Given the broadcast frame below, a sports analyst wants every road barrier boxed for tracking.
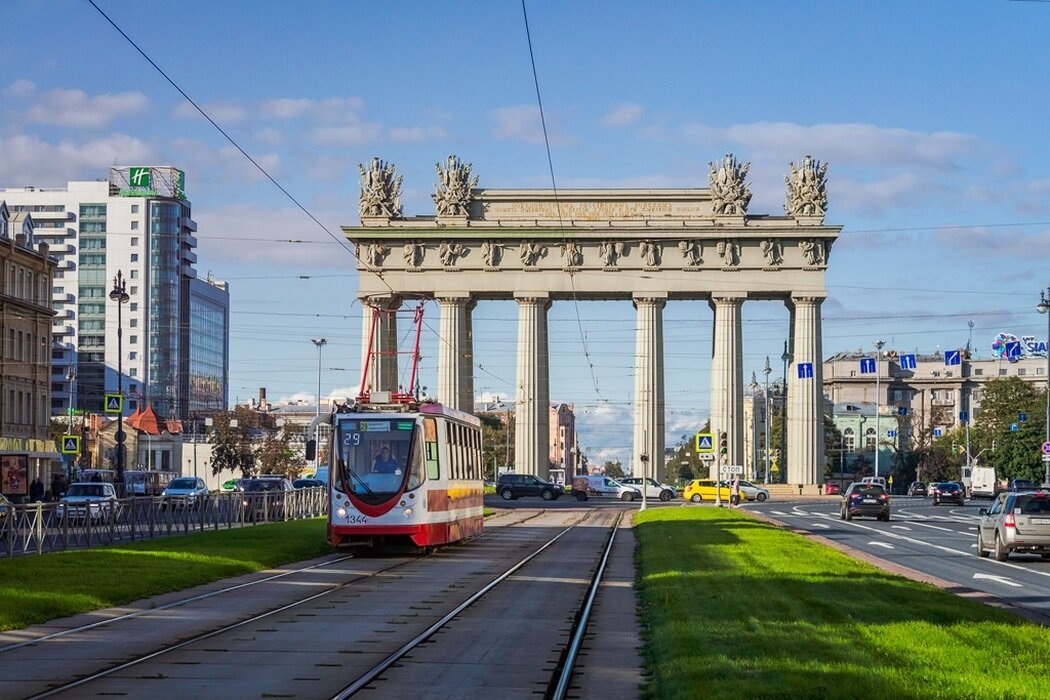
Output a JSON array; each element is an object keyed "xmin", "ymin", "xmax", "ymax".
[{"xmin": 0, "ymin": 487, "xmax": 328, "ymax": 558}]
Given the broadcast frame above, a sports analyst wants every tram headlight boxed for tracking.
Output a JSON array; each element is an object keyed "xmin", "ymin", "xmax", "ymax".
[
  {"xmin": 403, "ymin": 507, "xmax": 413, "ymax": 519},
  {"xmin": 336, "ymin": 507, "xmax": 347, "ymax": 518}
]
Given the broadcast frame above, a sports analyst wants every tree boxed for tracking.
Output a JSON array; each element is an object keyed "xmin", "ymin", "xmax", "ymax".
[
  {"xmin": 603, "ymin": 459, "xmax": 625, "ymax": 479},
  {"xmin": 209, "ymin": 411, "xmax": 255, "ymax": 477},
  {"xmin": 255, "ymin": 425, "xmax": 306, "ymax": 479},
  {"xmin": 480, "ymin": 413, "xmax": 513, "ymax": 480}
]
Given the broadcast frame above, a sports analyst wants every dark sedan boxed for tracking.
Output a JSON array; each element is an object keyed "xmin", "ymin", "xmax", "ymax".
[
  {"xmin": 840, "ymin": 483, "xmax": 890, "ymax": 521},
  {"xmin": 931, "ymin": 481, "xmax": 965, "ymax": 506},
  {"xmin": 907, "ymin": 481, "xmax": 928, "ymax": 497},
  {"xmin": 1007, "ymin": 479, "xmax": 1038, "ymax": 492}
]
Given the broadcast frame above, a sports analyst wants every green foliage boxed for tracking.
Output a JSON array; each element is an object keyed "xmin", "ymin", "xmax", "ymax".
[
  {"xmin": 604, "ymin": 459, "xmax": 625, "ymax": 479},
  {"xmin": 255, "ymin": 425, "xmax": 307, "ymax": 479},
  {"xmin": 479, "ymin": 412, "xmax": 513, "ymax": 480},
  {"xmin": 634, "ymin": 507, "xmax": 1047, "ymax": 700}
]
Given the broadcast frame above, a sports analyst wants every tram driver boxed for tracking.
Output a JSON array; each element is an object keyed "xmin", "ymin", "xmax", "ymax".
[{"xmin": 372, "ymin": 446, "xmax": 401, "ymax": 475}]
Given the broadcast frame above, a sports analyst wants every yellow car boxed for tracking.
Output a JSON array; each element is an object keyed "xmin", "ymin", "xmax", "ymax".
[{"xmin": 683, "ymin": 480, "xmax": 735, "ymax": 503}]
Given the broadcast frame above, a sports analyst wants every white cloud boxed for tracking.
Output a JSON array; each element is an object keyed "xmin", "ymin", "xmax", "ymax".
[
  {"xmin": 0, "ymin": 133, "xmax": 156, "ymax": 185},
  {"xmin": 388, "ymin": 126, "xmax": 448, "ymax": 143},
  {"xmin": 24, "ymin": 88, "xmax": 150, "ymax": 129},
  {"xmin": 260, "ymin": 98, "xmax": 315, "ymax": 119},
  {"xmin": 310, "ymin": 122, "xmax": 382, "ymax": 147},
  {"xmin": 173, "ymin": 100, "xmax": 247, "ymax": 124},
  {"xmin": 491, "ymin": 105, "xmax": 544, "ymax": 143},
  {"xmin": 602, "ymin": 102, "xmax": 644, "ymax": 127},
  {"xmin": 7, "ymin": 79, "xmax": 35, "ymax": 96},
  {"xmin": 254, "ymin": 127, "xmax": 283, "ymax": 146}
]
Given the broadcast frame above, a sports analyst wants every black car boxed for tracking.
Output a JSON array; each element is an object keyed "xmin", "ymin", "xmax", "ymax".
[
  {"xmin": 292, "ymin": 478, "xmax": 326, "ymax": 490},
  {"xmin": 931, "ymin": 481, "xmax": 965, "ymax": 506},
  {"xmin": 840, "ymin": 483, "xmax": 890, "ymax": 521},
  {"xmin": 1007, "ymin": 479, "xmax": 1038, "ymax": 492},
  {"xmin": 907, "ymin": 481, "xmax": 928, "ymax": 497},
  {"xmin": 497, "ymin": 474, "xmax": 563, "ymax": 501}
]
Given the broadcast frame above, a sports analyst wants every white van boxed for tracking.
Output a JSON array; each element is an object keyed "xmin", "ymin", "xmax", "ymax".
[
  {"xmin": 860, "ymin": 476, "xmax": 887, "ymax": 489},
  {"xmin": 970, "ymin": 466, "xmax": 997, "ymax": 499},
  {"xmin": 572, "ymin": 475, "xmax": 641, "ymax": 502}
]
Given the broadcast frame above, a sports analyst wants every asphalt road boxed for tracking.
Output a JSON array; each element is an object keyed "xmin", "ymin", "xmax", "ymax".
[{"xmin": 746, "ymin": 496, "xmax": 1050, "ymax": 622}]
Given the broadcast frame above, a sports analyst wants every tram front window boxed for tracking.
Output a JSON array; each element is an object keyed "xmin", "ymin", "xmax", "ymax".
[{"xmin": 335, "ymin": 418, "xmax": 421, "ymax": 503}]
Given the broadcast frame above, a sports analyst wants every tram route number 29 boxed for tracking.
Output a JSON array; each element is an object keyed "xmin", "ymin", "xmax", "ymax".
[{"xmin": 346, "ymin": 514, "xmax": 368, "ymax": 524}]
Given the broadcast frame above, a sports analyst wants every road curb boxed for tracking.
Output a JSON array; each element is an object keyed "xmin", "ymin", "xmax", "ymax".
[{"xmin": 745, "ymin": 509, "xmax": 1050, "ymax": 627}]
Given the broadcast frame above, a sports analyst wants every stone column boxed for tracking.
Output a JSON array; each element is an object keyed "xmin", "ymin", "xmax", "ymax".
[
  {"xmin": 359, "ymin": 295, "xmax": 400, "ymax": 395},
  {"xmin": 633, "ymin": 295, "xmax": 666, "ymax": 482},
  {"xmin": 787, "ymin": 294, "xmax": 825, "ymax": 485},
  {"xmin": 514, "ymin": 293, "xmax": 551, "ymax": 479},
  {"xmin": 437, "ymin": 293, "xmax": 475, "ymax": 412},
  {"xmin": 709, "ymin": 294, "xmax": 745, "ymax": 469}
]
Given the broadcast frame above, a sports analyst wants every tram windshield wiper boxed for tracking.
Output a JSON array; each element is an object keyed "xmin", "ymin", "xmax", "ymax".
[{"xmin": 341, "ymin": 459, "xmax": 376, "ymax": 497}]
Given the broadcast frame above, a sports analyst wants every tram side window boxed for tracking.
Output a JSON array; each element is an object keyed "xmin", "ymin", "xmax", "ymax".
[{"xmin": 424, "ymin": 418, "xmax": 440, "ymax": 481}]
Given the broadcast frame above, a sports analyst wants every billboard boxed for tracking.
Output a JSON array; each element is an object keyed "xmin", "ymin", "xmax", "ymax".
[
  {"xmin": 108, "ymin": 166, "xmax": 187, "ymax": 200},
  {"xmin": 0, "ymin": 454, "xmax": 28, "ymax": 497}
]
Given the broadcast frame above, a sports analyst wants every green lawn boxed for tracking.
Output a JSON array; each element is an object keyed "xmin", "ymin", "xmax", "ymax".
[
  {"xmin": 634, "ymin": 507, "xmax": 1050, "ymax": 700},
  {"xmin": 0, "ymin": 518, "xmax": 330, "ymax": 632}
]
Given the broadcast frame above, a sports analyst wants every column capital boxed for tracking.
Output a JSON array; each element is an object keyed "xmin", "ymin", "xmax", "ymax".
[
  {"xmin": 434, "ymin": 291, "xmax": 473, "ymax": 301},
  {"xmin": 788, "ymin": 292, "xmax": 827, "ymax": 303},
  {"xmin": 514, "ymin": 291, "xmax": 550, "ymax": 301},
  {"xmin": 632, "ymin": 293, "xmax": 667, "ymax": 309},
  {"xmin": 360, "ymin": 293, "xmax": 401, "ymax": 310}
]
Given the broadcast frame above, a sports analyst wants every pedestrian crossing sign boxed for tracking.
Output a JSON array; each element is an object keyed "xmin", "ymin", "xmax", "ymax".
[
  {"xmin": 695, "ymin": 433, "xmax": 714, "ymax": 453},
  {"xmin": 61, "ymin": 435, "xmax": 80, "ymax": 454},
  {"xmin": 104, "ymin": 393, "xmax": 123, "ymax": 414}
]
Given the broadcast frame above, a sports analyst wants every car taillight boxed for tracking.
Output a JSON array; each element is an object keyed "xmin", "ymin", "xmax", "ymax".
[
  {"xmin": 1004, "ymin": 513, "xmax": 1016, "ymax": 529},
  {"xmin": 933, "ymin": 489, "xmax": 940, "ymax": 495},
  {"xmin": 880, "ymin": 494, "xmax": 889, "ymax": 501}
]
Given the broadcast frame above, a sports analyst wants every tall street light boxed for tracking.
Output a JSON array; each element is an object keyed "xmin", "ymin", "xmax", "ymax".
[
  {"xmin": 873, "ymin": 339, "xmax": 886, "ymax": 478},
  {"xmin": 65, "ymin": 366, "xmax": 76, "ymax": 477},
  {"xmin": 1038, "ymin": 286, "xmax": 1050, "ymax": 487},
  {"xmin": 109, "ymin": 271, "xmax": 130, "ymax": 490},
  {"xmin": 311, "ymin": 338, "xmax": 327, "ymax": 473},
  {"xmin": 749, "ymin": 372, "xmax": 759, "ymax": 481},
  {"xmin": 763, "ymin": 356, "xmax": 772, "ymax": 484},
  {"xmin": 780, "ymin": 341, "xmax": 792, "ymax": 484}
]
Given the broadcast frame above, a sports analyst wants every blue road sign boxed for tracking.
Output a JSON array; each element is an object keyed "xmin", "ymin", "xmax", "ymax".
[
  {"xmin": 695, "ymin": 433, "xmax": 714, "ymax": 453},
  {"xmin": 61, "ymin": 436, "xmax": 79, "ymax": 454},
  {"xmin": 1006, "ymin": 341, "xmax": 1021, "ymax": 362},
  {"xmin": 104, "ymin": 393, "xmax": 123, "ymax": 414},
  {"xmin": 944, "ymin": 350, "xmax": 961, "ymax": 366},
  {"xmin": 860, "ymin": 357, "xmax": 876, "ymax": 374},
  {"xmin": 900, "ymin": 353, "xmax": 917, "ymax": 370},
  {"xmin": 797, "ymin": 362, "xmax": 814, "ymax": 379},
  {"xmin": 1019, "ymin": 412, "xmax": 1028, "ymax": 423},
  {"xmin": 887, "ymin": 430, "xmax": 897, "ymax": 438},
  {"xmin": 1011, "ymin": 423, "xmax": 1020, "ymax": 432},
  {"xmin": 959, "ymin": 411, "xmax": 968, "ymax": 423},
  {"xmin": 934, "ymin": 428, "xmax": 943, "ymax": 437},
  {"xmin": 897, "ymin": 406, "xmax": 909, "ymax": 417}
]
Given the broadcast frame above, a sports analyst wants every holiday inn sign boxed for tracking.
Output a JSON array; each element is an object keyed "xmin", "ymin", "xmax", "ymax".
[{"xmin": 108, "ymin": 166, "xmax": 186, "ymax": 200}]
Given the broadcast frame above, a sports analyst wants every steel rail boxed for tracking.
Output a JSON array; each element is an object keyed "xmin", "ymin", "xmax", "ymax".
[
  {"xmin": 331, "ymin": 509, "xmax": 600, "ymax": 699},
  {"xmin": 548, "ymin": 511, "xmax": 622, "ymax": 700}
]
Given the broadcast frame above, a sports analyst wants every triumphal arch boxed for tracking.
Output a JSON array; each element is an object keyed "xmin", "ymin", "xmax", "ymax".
[{"xmin": 343, "ymin": 154, "xmax": 840, "ymax": 485}]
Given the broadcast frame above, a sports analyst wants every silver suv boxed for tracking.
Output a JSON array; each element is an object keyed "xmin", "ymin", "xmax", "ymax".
[{"xmin": 977, "ymin": 491, "xmax": 1050, "ymax": 561}]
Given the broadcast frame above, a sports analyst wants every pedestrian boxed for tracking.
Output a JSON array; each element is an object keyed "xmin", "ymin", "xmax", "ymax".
[
  {"xmin": 730, "ymin": 475, "xmax": 741, "ymax": 507},
  {"xmin": 29, "ymin": 476, "xmax": 45, "ymax": 503}
]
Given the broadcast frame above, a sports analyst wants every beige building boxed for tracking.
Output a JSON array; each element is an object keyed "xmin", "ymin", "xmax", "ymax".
[
  {"xmin": 548, "ymin": 403, "xmax": 577, "ymax": 485},
  {"xmin": 823, "ymin": 350, "xmax": 1047, "ymax": 439},
  {"xmin": 0, "ymin": 202, "xmax": 58, "ymax": 491}
]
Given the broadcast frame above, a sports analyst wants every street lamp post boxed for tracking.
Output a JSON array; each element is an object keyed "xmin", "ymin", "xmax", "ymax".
[
  {"xmin": 873, "ymin": 340, "xmax": 885, "ymax": 479},
  {"xmin": 1037, "ymin": 286, "xmax": 1050, "ymax": 487},
  {"xmin": 65, "ymin": 366, "xmax": 76, "ymax": 477},
  {"xmin": 763, "ymin": 356, "xmax": 772, "ymax": 484},
  {"xmin": 780, "ymin": 341, "xmax": 792, "ymax": 484},
  {"xmin": 109, "ymin": 272, "xmax": 130, "ymax": 491},
  {"xmin": 749, "ymin": 372, "xmax": 759, "ymax": 481},
  {"xmin": 311, "ymin": 338, "xmax": 327, "ymax": 474}
]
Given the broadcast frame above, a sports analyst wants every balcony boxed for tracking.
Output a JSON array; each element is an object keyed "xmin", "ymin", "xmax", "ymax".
[
  {"xmin": 52, "ymin": 292, "xmax": 75, "ymax": 304},
  {"xmin": 56, "ymin": 259, "xmax": 76, "ymax": 272},
  {"xmin": 54, "ymin": 308, "xmax": 75, "ymax": 320},
  {"xmin": 52, "ymin": 325, "xmax": 75, "ymax": 337},
  {"xmin": 932, "ymin": 397, "xmax": 956, "ymax": 406},
  {"xmin": 52, "ymin": 340, "xmax": 75, "ymax": 352},
  {"xmin": 34, "ymin": 227, "xmax": 75, "ymax": 239}
]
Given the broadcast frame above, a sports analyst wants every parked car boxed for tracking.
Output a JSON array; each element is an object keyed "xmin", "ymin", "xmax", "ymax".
[
  {"xmin": 840, "ymin": 482, "xmax": 890, "ymax": 521},
  {"xmin": 824, "ymin": 481, "xmax": 843, "ymax": 496},
  {"xmin": 56, "ymin": 483, "xmax": 118, "ymax": 523},
  {"xmin": 977, "ymin": 491, "xmax": 1050, "ymax": 561},
  {"xmin": 619, "ymin": 477, "xmax": 676, "ymax": 502},
  {"xmin": 497, "ymin": 473, "xmax": 563, "ymax": 501},
  {"xmin": 907, "ymin": 481, "xmax": 928, "ymax": 497},
  {"xmin": 292, "ymin": 478, "xmax": 326, "ymax": 490},
  {"xmin": 683, "ymin": 480, "xmax": 734, "ymax": 504},
  {"xmin": 931, "ymin": 481, "xmax": 965, "ymax": 506},
  {"xmin": 220, "ymin": 479, "xmax": 243, "ymax": 492},
  {"xmin": 571, "ymin": 475, "xmax": 640, "ymax": 502},
  {"xmin": 161, "ymin": 477, "xmax": 210, "ymax": 509},
  {"xmin": 0, "ymin": 494, "xmax": 11, "ymax": 522},
  {"xmin": 1007, "ymin": 479, "xmax": 1039, "ymax": 492},
  {"xmin": 241, "ymin": 477, "xmax": 293, "ymax": 520}
]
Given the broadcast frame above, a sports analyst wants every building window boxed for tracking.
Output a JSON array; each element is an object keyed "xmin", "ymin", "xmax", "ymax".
[
  {"xmin": 131, "ymin": 204, "xmax": 139, "ymax": 213},
  {"xmin": 999, "ymin": 368, "xmax": 1007, "ymax": 376},
  {"xmin": 1039, "ymin": 368, "xmax": 1046, "ymax": 376},
  {"xmin": 130, "ymin": 286, "xmax": 138, "ymax": 295},
  {"xmin": 131, "ymin": 237, "xmax": 139, "ymax": 246},
  {"xmin": 130, "ymin": 302, "xmax": 138, "ymax": 311},
  {"xmin": 130, "ymin": 253, "xmax": 138, "ymax": 262},
  {"xmin": 893, "ymin": 390, "xmax": 903, "ymax": 401},
  {"xmin": 842, "ymin": 428, "xmax": 855, "ymax": 454},
  {"xmin": 1018, "ymin": 368, "xmax": 1026, "ymax": 376},
  {"xmin": 130, "ymin": 351, "xmax": 137, "ymax": 360},
  {"xmin": 130, "ymin": 270, "xmax": 138, "ymax": 279},
  {"xmin": 931, "ymin": 390, "xmax": 939, "ymax": 400},
  {"xmin": 944, "ymin": 390, "xmax": 954, "ymax": 401},
  {"xmin": 130, "ymin": 319, "xmax": 138, "ymax": 328},
  {"xmin": 129, "ymin": 335, "xmax": 138, "ymax": 344},
  {"xmin": 974, "ymin": 368, "xmax": 983, "ymax": 376},
  {"xmin": 131, "ymin": 220, "xmax": 139, "ymax": 230},
  {"xmin": 865, "ymin": 427, "xmax": 877, "ymax": 450},
  {"xmin": 129, "ymin": 368, "xmax": 137, "ymax": 377}
]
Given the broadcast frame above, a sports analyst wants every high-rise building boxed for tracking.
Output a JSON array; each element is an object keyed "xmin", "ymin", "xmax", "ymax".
[
  {"xmin": 0, "ymin": 203, "xmax": 58, "ymax": 482},
  {"xmin": 0, "ymin": 166, "xmax": 229, "ymax": 424}
]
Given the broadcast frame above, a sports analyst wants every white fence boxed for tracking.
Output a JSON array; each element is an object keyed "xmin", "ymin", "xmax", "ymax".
[{"xmin": 0, "ymin": 488, "xmax": 328, "ymax": 558}]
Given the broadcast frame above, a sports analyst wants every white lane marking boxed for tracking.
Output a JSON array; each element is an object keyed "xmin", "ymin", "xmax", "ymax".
[
  {"xmin": 827, "ymin": 517, "xmax": 1050, "ymax": 582},
  {"xmin": 867, "ymin": 541, "xmax": 894, "ymax": 549},
  {"xmin": 770, "ymin": 510, "xmax": 788, "ymax": 516},
  {"xmin": 891, "ymin": 525, "xmax": 911, "ymax": 531},
  {"xmin": 810, "ymin": 522, "xmax": 830, "ymax": 529},
  {"xmin": 909, "ymin": 522, "xmax": 955, "ymax": 533},
  {"xmin": 897, "ymin": 509, "xmax": 930, "ymax": 519},
  {"xmin": 973, "ymin": 573, "xmax": 1022, "ymax": 588}
]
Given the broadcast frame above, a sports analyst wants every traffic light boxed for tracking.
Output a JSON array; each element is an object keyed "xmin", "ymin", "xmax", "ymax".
[{"xmin": 719, "ymin": 431, "xmax": 728, "ymax": 456}]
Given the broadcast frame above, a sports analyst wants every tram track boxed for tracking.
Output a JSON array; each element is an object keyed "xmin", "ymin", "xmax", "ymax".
[{"xmin": 14, "ymin": 507, "xmax": 576, "ymax": 699}]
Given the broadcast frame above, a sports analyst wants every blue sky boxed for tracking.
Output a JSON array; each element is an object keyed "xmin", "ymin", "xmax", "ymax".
[{"xmin": 3, "ymin": 1, "xmax": 1049, "ymax": 467}]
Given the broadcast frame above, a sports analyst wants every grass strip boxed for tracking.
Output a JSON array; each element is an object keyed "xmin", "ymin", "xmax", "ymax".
[
  {"xmin": 635, "ymin": 507, "xmax": 1050, "ymax": 700},
  {"xmin": 0, "ymin": 518, "xmax": 330, "ymax": 632}
]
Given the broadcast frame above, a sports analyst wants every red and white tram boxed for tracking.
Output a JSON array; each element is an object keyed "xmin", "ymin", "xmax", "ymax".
[
  {"xmin": 319, "ymin": 400, "xmax": 484, "ymax": 549},
  {"xmin": 311, "ymin": 299, "xmax": 484, "ymax": 549}
]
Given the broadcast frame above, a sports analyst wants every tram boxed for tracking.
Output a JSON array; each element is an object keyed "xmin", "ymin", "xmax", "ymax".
[{"xmin": 308, "ymin": 300, "xmax": 484, "ymax": 549}]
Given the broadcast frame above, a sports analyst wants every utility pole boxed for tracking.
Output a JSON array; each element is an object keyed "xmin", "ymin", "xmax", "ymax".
[
  {"xmin": 1037, "ymin": 287, "xmax": 1050, "ymax": 487},
  {"xmin": 763, "ymin": 356, "xmax": 772, "ymax": 485},
  {"xmin": 874, "ymin": 339, "xmax": 885, "ymax": 478}
]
